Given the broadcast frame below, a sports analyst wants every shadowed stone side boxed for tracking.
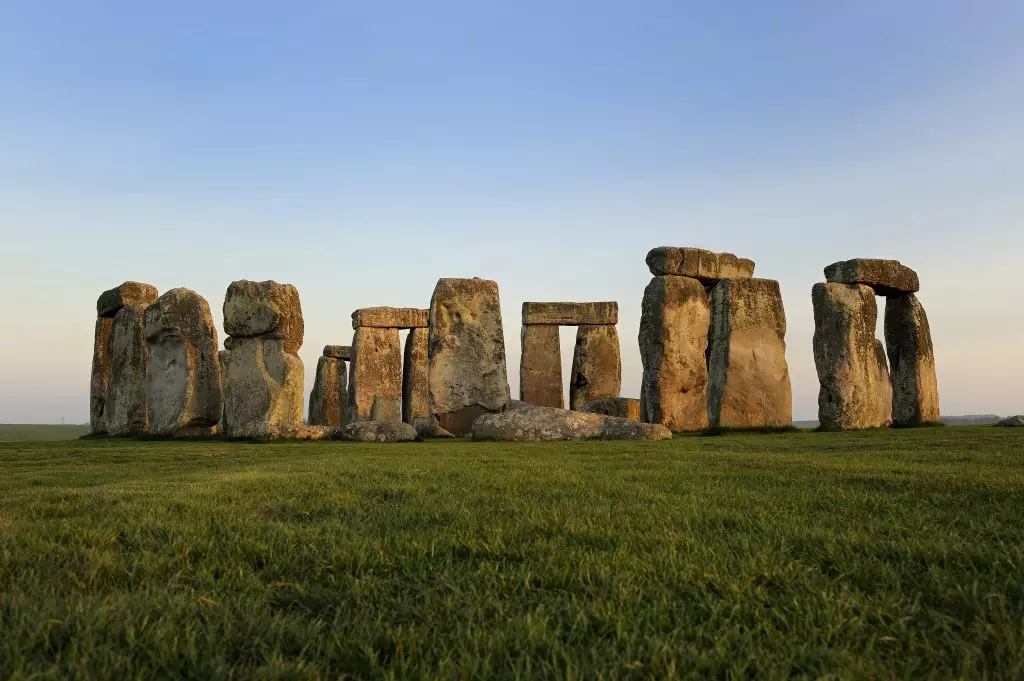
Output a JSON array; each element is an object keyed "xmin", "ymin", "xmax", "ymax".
[
  {"xmin": 582, "ymin": 397, "xmax": 641, "ymax": 421},
  {"xmin": 885, "ymin": 293, "xmax": 939, "ymax": 426},
  {"xmin": 308, "ymin": 356, "xmax": 348, "ymax": 427},
  {"xmin": 520, "ymin": 325, "xmax": 563, "ymax": 408},
  {"xmin": 707, "ymin": 278, "xmax": 792, "ymax": 428},
  {"xmin": 144, "ymin": 288, "xmax": 222, "ymax": 436},
  {"xmin": 645, "ymin": 247, "xmax": 755, "ymax": 282},
  {"xmin": 402, "ymin": 328, "xmax": 430, "ymax": 428},
  {"xmin": 351, "ymin": 307, "xmax": 429, "ymax": 329},
  {"xmin": 349, "ymin": 327, "xmax": 402, "ymax": 422},
  {"xmin": 521, "ymin": 302, "xmax": 618, "ymax": 326},
  {"xmin": 106, "ymin": 304, "xmax": 151, "ymax": 434},
  {"xmin": 471, "ymin": 405, "xmax": 671, "ymax": 441},
  {"xmin": 223, "ymin": 280, "xmax": 304, "ymax": 354},
  {"xmin": 639, "ymin": 276, "xmax": 710, "ymax": 432},
  {"xmin": 569, "ymin": 325, "xmax": 621, "ymax": 410},
  {"xmin": 812, "ymin": 283, "xmax": 893, "ymax": 431},
  {"xmin": 428, "ymin": 278, "xmax": 510, "ymax": 436},
  {"xmin": 90, "ymin": 316, "xmax": 114, "ymax": 434},
  {"xmin": 824, "ymin": 259, "xmax": 919, "ymax": 295}
]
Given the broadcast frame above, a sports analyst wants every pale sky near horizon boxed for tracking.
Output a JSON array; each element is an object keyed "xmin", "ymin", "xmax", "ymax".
[{"xmin": 1, "ymin": 1, "xmax": 1022, "ymax": 423}]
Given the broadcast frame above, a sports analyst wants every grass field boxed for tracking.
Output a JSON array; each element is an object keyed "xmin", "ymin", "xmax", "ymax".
[
  {"xmin": 1, "ymin": 428, "xmax": 1023, "ymax": 679},
  {"xmin": 0, "ymin": 424, "xmax": 90, "ymax": 442}
]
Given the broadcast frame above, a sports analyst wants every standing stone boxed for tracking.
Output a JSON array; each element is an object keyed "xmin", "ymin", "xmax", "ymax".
[
  {"xmin": 519, "ymin": 325, "xmax": 563, "ymax": 408},
  {"xmin": 144, "ymin": 288, "xmax": 222, "ymax": 436},
  {"xmin": 885, "ymin": 294, "xmax": 939, "ymax": 426},
  {"xmin": 428, "ymin": 278, "xmax": 510, "ymax": 436},
  {"xmin": 707, "ymin": 278, "xmax": 792, "ymax": 428},
  {"xmin": 221, "ymin": 280, "xmax": 304, "ymax": 438},
  {"xmin": 812, "ymin": 283, "xmax": 893, "ymax": 431},
  {"xmin": 569, "ymin": 325, "xmax": 621, "ymax": 411},
  {"xmin": 90, "ymin": 317, "xmax": 114, "ymax": 434},
  {"xmin": 639, "ymin": 276, "xmax": 710, "ymax": 432},
  {"xmin": 349, "ymin": 327, "xmax": 402, "ymax": 422},
  {"xmin": 308, "ymin": 355, "xmax": 348, "ymax": 427},
  {"xmin": 106, "ymin": 305, "xmax": 150, "ymax": 434},
  {"xmin": 402, "ymin": 328, "xmax": 431, "ymax": 431}
]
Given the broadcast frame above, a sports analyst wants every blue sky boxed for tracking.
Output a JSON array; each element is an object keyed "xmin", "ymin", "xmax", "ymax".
[{"xmin": 1, "ymin": 1, "xmax": 1022, "ymax": 423}]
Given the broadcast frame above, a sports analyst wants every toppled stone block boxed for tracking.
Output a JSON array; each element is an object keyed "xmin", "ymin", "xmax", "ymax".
[
  {"xmin": 308, "ymin": 356, "xmax": 348, "ymax": 427},
  {"xmin": 812, "ymin": 283, "xmax": 893, "ymax": 430},
  {"xmin": 471, "ymin": 405, "xmax": 671, "ymax": 441},
  {"xmin": 323, "ymin": 345, "xmax": 353, "ymax": 360},
  {"xmin": 582, "ymin": 397, "xmax": 641, "ymax": 421},
  {"xmin": 143, "ymin": 288, "xmax": 222, "ymax": 436},
  {"xmin": 645, "ymin": 247, "xmax": 755, "ymax": 282},
  {"xmin": 351, "ymin": 307, "xmax": 429, "ymax": 329},
  {"xmin": 519, "ymin": 324, "xmax": 563, "ymax": 408},
  {"xmin": 885, "ymin": 293, "xmax": 940, "ymax": 426},
  {"xmin": 824, "ymin": 259, "xmax": 920, "ymax": 295},
  {"xmin": 97, "ymin": 282, "xmax": 158, "ymax": 318},
  {"xmin": 337, "ymin": 421, "xmax": 418, "ymax": 442},
  {"xmin": 569, "ymin": 325, "xmax": 621, "ymax": 410},
  {"xmin": 707, "ymin": 278, "xmax": 793, "ymax": 428},
  {"xmin": 222, "ymin": 280, "xmax": 304, "ymax": 354},
  {"xmin": 349, "ymin": 327, "xmax": 402, "ymax": 421},
  {"xmin": 639, "ymin": 276, "xmax": 710, "ymax": 432},
  {"xmin": 428, "ymin": 278, "xmax": 510, "ymax": 436},
  {"xmin": 521, "ymin": 302, "xmax": 618, "ymax": 326},
  {"xmin": 402, "ymin": 328, "xmax": 430, "ymax": 425}
]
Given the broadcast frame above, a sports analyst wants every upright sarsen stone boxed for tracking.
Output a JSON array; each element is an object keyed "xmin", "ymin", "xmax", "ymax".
[
  {"xmin": 639, "ymin": 276, "xmax": 710, "ymax": 432},
  {"xmin": 520, "ymin": 325, "xmax": 563, "ymax": 408},
  {"xmin": 144, "ymin": 288, "xmax": 222, "ymax": 436},
  {"xmin": 349, "ymin": 327, "xmax": 402, "ymax": 422},
  {"xmin": 402, "ymin": 328, "xmax": 431, "ymax": 431},
  {"xmin": 569, "ymin": 325, "xmax": 621, "ymax": 411},
  {"xmin": 707, "ymin": 278, "xmax": 792, "ymax": 428},
  {"xmin": 428, "ymin": 278, "xmax": 510, "ymax": 436},
  {"xmin": 308, "ymin": 354, "xmax": 348, "ymax": 427},
  {"xmin": 885, "ymin": 293, "xmax": 940, "ymax": 426},
  {"xmin": 812, "ymin": 283, "xmax": 892, "ymax": 431}
]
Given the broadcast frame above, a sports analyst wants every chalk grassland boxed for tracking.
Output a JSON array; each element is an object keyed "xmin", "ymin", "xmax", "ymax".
[
  {"xmin": 1, "ymin": 429, "xmax": 1023, "ymax": 679},
  {"xmin": 0, "ymin": 424, "xmax": 90, "ymax": 442}
]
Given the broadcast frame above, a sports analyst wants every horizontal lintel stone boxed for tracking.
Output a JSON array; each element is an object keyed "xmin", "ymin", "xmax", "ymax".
[
  {"xmin": 351, "ymin": 307, "xmax": 429, "ymax": 330},
  {"xmin": 522, "ymin": 302, "xmax": 618, "ymax": 326}
]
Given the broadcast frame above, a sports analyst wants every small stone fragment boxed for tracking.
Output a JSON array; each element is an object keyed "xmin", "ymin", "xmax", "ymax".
[
  {"xmin": 351, "ymin": 307, "xmax": 429, "ymax": 329},
  {"xmin": 884, "ymin": 293, "xmax": 940, "ymax": 427},
  {"xmin": 645, "ymin": 247, "xmax": 755, "ymax": 282},
  {"xmin": 824, "ymin": 259, "xmax": 920, "ymax": 295},
  {"xmin": 519, "ymin": 325, "xmax": 563, "ymax": 408},
  {"xmin": 569, "ymin": 325, "xmax": 621, "ymax": 410},
  {"xmin": 521, "ymin": 302, "xmax": 618, "ymax": 326},
  {"xmin": 582, "ymin": 397, "xmax": 641, "ymax": 421},
  {"xmin": 348, "ymin": 327, "xmax": 402, "ymax": 422},
  {"xmin": 471, "ymin": 405, "xmax": 671, "ymax": 441},
  {"xmin": 222, "ymin": 280, "xmax": 304, "ymax": 354},
  {"xmin": 97, "ymin": 282, "xmax": 158, "ymax": 318}
]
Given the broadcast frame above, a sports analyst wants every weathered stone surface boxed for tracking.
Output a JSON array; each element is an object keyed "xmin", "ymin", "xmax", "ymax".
[
  {"xmin": 570, "ymin": 325, "xmax": 621, "ymax": 410},
  {"xmin": 90, "ymin": 316, "xmax": 114, "ymax": 434},
  {"xmin": 222, "ymin": 280, "xmax": 304, "ymax": 354},
  {"xmin": 646, "ymin": 247, "xmax": 755, "ymax": 282},
  {"xmin": 308, "ymin": 356, "xmax": 348, "ymax": 427},
  {"xmin": 221, "ymin": 336, "xmax": 303, "ymax": 439},
  {"xmin": 582, "ymin": 397, "xmax": 641, "ymax": 421},
  {"xmin": 371, "ymin": 395, "xmax": 402, "ymax": 423},
  {"xmin": 428, "ymin": 278, "xmax": 510, "ymax": 436},
  {"xmin": 812, "ymin": 283, "xmax": 893, "ymax": 431},
  {"xmin": 824, "ymin": 259, "xmax": 920, "ymax": 295},
  {"xmin": 521, "ymin": 302, "xmax": 618, "ymax": 326},
  {"xmin": 97, "ymin": 282, "xmax": 158, "ymax": 318},
  {"xmin": 707, "ymin": 278, "xmax": 792, "ymax": 428},
  {"xmin": 639, "ymin": 276, "xmax": 710, "ymax": 432},
  {"xmin": 471, "ymin": 405, "xmax": 671, "ymax": 441},
  {"xmin": 337, "ymin": 420, "xmax": 418, "ymax": 442},
  {"xmin": 519, "ymin": 325, "xmax": 563, "ymax": 408},
  {"xmin": 351, "ymin": 307, "xmax": 429, "ymax": 330},
  {"xmin": 349, "ymin": 327, "xmax": 402, "ymax": 422},
  {"xmin": 884, "ymin": 294, "xmax": 940, "ymax": 427},
  {"xmin": 323, "ymin": 345, "xmax": 352, "ymax": 360},
  {"xmin": 402, "ymin": 328, "xmax": 430, "ymax": 425},
  {"xmin": 143, "ymin": 288, "xmax": 222, "ymax": 436},
  {"xmin": 994, "ymin": 415, "xmax": 1024, "ymax": 427},
  {"xmin": 106, "ymin": 304, "xmax": 150, "ymax": 435}
]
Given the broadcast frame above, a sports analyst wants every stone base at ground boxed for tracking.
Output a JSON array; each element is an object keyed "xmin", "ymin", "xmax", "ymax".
[{"xmin": 471, "ymin": 405, "xmax": 671, "ymax": 441}]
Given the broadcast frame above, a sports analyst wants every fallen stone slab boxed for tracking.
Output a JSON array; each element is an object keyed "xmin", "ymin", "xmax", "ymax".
[
  {"xmin": 521, "ymin": 302, "xmax": 618, "ymax": 326},
  {"xmin": 885, "ymin": 293, "xmax": 940, "ymax": 426},
  {"xmin": 336, "ymin": 421, "xmax": 418, "ymax": 442},
  {"xmin": 582, "ymin": 397, "xmax": 641, "ymax": 421},
  {"xmin": 323, "ymin": 345, "xmax": 352, "ymax": 360},
  {"xmin": 824, "ymin": 259, "xmax": 920, "ymax": 295},
  {"xmin": 645, "ymin": 247, "xmax": 755, "ymax": 282},
  {"xmin": 223, "ymin": 280, "xmax": 304, "ymax": 353},
  {"xmin": 97, "ymin": 282, "xmax": 158, "ymax": 318},
  {"xmin": 471, "ymin": 405, "xmax": 671, "ymax": 441},
  {"xmin": 994, "ymin": 415, "xmax": 1024, "ymax": 427},
  {"xmin": 351, "ymin": 307, "xmax": 428, "ymax": 330}
]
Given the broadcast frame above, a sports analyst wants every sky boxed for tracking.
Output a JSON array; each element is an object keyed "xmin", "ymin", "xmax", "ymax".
[{"xmin": 1, "ymin": 1, "xmax": 1022, "ymax": 423}]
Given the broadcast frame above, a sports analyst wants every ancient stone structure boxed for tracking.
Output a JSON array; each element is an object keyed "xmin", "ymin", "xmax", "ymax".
[
  {"xmin": 707, "ymin": 278, "xmax": 792, "ymax": 428},
  {"xmin": 348, "ymin": 307, "xmax": 427, "ymax": 424},
  {"xmin": 90, "ymin": 282, "xmax": 158, "ymax": 435},
  {"xmin": 518, "ymin": 302, "xmax": 621, "ymax": 410},
  {"xmin": 308, "ymin": 345, "xmax": 350, "ymax": 427},
  {"xmin": 428, "ymin": 278, "xmax": 510, "ymax": 436},
  {"xmin": 471, "ymin": 405, "xmax": 671, "ymax": 442},
  {"xmin": 221, "ymin": 280, "xmax": 305, "ymax": 439},
  {"xmin": 813, "ymin": 259, "xmax": 938, "ymax": 430},
  {"xmin": 144, "ymin": 288, "xmax": 223, "ymax": 436}
]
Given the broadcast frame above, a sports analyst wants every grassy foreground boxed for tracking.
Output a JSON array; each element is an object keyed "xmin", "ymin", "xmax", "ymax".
[{"xmin": 1, "ymin": 428, "xmax": 1023, "ymax": 680}]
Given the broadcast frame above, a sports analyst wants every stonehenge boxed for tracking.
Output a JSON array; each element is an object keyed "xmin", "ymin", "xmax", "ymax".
[
  {"xmin": 347, "ymin": 307, "xmax": 427, "ymax": 426},
  {"xmin": 308, "ymin": 345, "xmax": 350, "ymax": 427},
  {"xmin": 519, "ymin": 302, "xmax": 621, "ymax": 410},
  {"xmin": 812, "ymin": 259, "xmax": 939, "ymax": 430}
]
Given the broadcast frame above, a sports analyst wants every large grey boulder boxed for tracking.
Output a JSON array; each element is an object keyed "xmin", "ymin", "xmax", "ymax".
[
  {"xmin": 471, "ymin": 405, "xmax": 671, "ymax": 441},
  {"xmin": 645, "ymin": 247, "xmax": 755, "ymax": 283},
  {"xmin": 521, "ymin": 302, "xmax": 618, "ymax": 326},
  {"xmin": 336, "ymin": 420, "xmax": 418, "ymax": 442},
  {"xmin": 144, "ymin": 288, "xmax": 222, "ymax": 436},
  {"xmin": 884, "ymin": 293, "xmax": 940, "ymax": 426},
  {"xmin": 639, "ymin": 275, "xmax": 710, "ymax": 432},
  {"xmin": 569, "ymin": 324, "xmax": 621, "ymax": 410},
  {"xmin": 402, "ymin": 328, "xmax": 431, "ymax": 431},
  {"xmin": 222, "ymin": 280, "xmax": 304, "ymax": 354},
  {"xmin": 707, "ymin": 278, "xmax": 792, "ymax": 428},
  {"xmin": 582, "ymin": 397, "xmax": 641, "ymax": 421},
  {"xmin": 428, "ymin": 278, "xmax": 510, "ymax": 436},
  {"xmin": 308, "ymin": 355, "xmax": 348, "ymax": 427},
  {"xmin": 519, "ymin": 324, "xmax": 563, "ymax": 408},
  {"xmin": 105, "ymin": 304, "xmax": 151, "ymax": 435},
  {"xmin": 812, "ymin": 283, "xmax": 893, "ymax": 430},
  {"xmin": 349, "ymin": 327, "xmax": 402, "ymax": 422},
  {"xmin": 824, "ymin": 259, "xmax": 919, "ymax": 295}
]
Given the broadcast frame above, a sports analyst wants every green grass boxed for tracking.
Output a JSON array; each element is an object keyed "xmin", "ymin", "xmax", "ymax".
[
  {"xmin": 1, "ymin": 428, "xmax": 1023, "ymax": 680},
  {"xmin": 0, "ymin": 424, "xmax": 90, "ymax": 442}
]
